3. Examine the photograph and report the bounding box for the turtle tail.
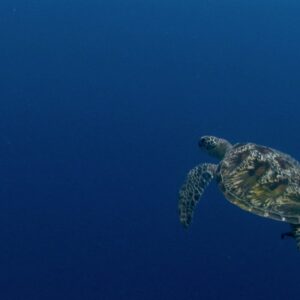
[178,163,217,228]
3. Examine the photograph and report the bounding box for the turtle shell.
[217,143,300,224]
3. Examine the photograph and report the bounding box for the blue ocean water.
[1,0,300,299]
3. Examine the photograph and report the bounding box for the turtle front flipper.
[178,163,217,228]
[281,224,300,251]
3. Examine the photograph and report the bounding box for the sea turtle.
[178,135,300,251]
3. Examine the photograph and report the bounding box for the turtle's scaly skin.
[217,143,300,224]
[179,163,217,228]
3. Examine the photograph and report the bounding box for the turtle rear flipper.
[282,224,300,251]
[178,163,217,228]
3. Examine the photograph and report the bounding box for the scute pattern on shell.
[218,143,300,224]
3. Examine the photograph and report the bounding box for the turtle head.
[199,136,232,159]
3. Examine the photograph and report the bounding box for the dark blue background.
[1,0,300,299]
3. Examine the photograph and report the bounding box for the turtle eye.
[206,142,215,150]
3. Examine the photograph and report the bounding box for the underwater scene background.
[1,0,300,299]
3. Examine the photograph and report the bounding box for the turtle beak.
[198,137,206,148]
